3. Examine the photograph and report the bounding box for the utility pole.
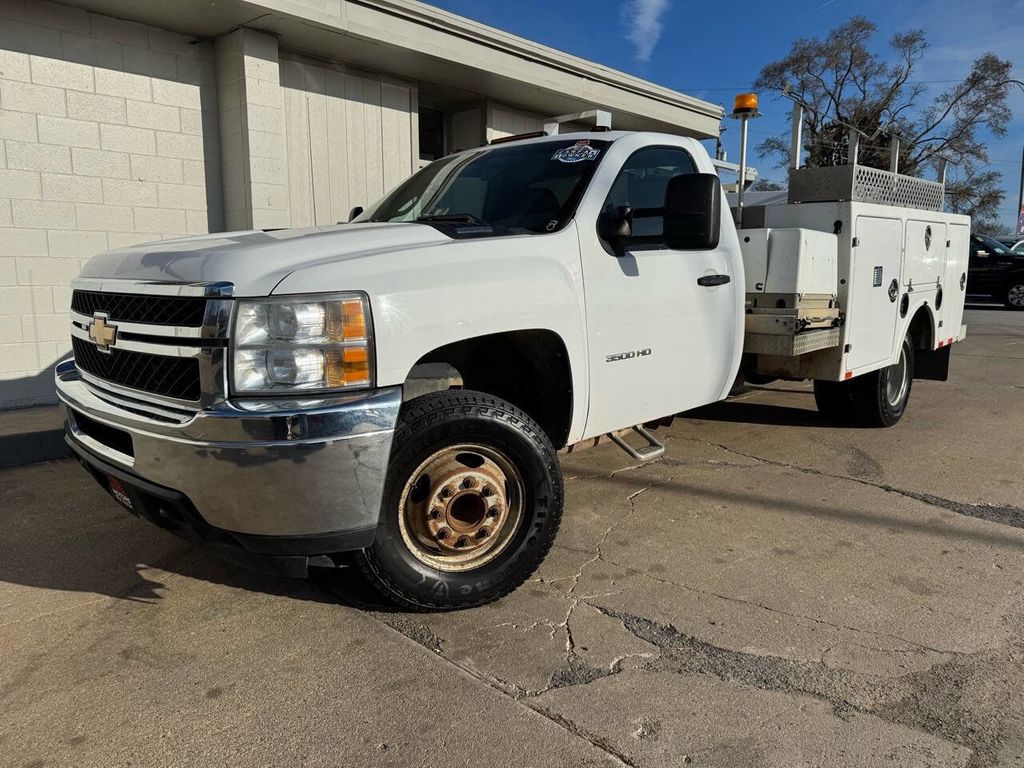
[1018,144,1024,237]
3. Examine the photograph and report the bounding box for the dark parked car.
[968,234,1024,309]
[993,236,1024,253]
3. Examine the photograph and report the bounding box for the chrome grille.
[71,290,206,327]
[69,279,233,408]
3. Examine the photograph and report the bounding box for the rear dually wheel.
[849,333,915,427]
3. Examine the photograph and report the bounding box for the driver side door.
[968,235,1013,295]
[578,145,739,438]
[967,236,997,294]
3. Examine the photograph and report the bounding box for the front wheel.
[849,334,915,427]
[357,390,563,611]
[1003,280,1024,310]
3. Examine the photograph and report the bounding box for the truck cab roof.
[460,130,669,153]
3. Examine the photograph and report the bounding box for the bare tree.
[754,17,1022,225]
[946,170,1005,233]
[750,178,784,192]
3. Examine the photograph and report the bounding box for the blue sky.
[431,0,1024,232]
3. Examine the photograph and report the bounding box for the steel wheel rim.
[1008,285,1024,307]
[886,346,910,407]
[397,443,525,572]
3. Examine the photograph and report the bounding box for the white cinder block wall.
[0,1,558,409]
[279,52,418,228]
[0,0,222,407]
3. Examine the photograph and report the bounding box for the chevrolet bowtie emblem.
[88,314,118,352]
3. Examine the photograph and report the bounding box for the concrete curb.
[0,405,70,468]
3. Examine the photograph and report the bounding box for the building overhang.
[62,0,723,138]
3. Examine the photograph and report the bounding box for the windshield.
[359,139,610,234]
[977,234,1012,255]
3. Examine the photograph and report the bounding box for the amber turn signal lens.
[325,346,370,387]
[341,299,367,340]
[326,298,368,342]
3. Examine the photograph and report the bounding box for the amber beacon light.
[732,92,759,115]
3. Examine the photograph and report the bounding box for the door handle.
[697,274,731,287]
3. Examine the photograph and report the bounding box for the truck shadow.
[585,470,1024,551]
[0,459,396,609]
[5,455,1022,615]
[686,400,851,429]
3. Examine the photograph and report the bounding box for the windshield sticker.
[552,140,601,164]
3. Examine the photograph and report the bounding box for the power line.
[681,78,963,93]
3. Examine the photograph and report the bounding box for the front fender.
[271,225,590,442]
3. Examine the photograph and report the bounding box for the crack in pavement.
[593,555,966,657]
[370,612,445,654]
[365,609,637,767]
[593,606,1017,768]
[332,442,1024,767]
[562,458,654,482]
[562,470,970,658]
[685,438,1024,531]
[343,583,637,764]
[562,457,752,482]
[530,706,643,768]
[358,607,633,765]
[527,485,659,698]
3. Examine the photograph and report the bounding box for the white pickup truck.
[56,130,970,609]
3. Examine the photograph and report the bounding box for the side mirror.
[348,206,364,222]
[664,173,721,251]
[597,206,633,244]
[975,250,989,258]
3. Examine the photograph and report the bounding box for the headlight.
[231,293,373,394]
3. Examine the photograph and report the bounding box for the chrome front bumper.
[55,359,401,544]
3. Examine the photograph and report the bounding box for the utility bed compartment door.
[739,228,838,296]
[847,216,902,372]
[904,219,946,288]
[942,223,970,340]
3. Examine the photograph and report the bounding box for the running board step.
[609,425,665,462]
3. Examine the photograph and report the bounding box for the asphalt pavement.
[2,301,1023,768]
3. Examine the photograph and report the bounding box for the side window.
[604,146,697,240]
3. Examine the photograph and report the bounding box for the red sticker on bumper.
[108,477,134,510]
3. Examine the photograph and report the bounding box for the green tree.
[754,17,1022,228]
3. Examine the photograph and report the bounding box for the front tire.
[1003,280,1024,310]
[357,390,563,611]
[849,334,915,427]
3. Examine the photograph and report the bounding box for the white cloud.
[621,0,670,63]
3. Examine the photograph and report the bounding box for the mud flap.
[914,345,951,381]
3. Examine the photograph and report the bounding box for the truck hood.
[79,223,452,296]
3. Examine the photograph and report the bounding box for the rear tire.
[1003,280,1024,310]
[357,390,563,611]
[813,379,855,422]
[848,334,915,427]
